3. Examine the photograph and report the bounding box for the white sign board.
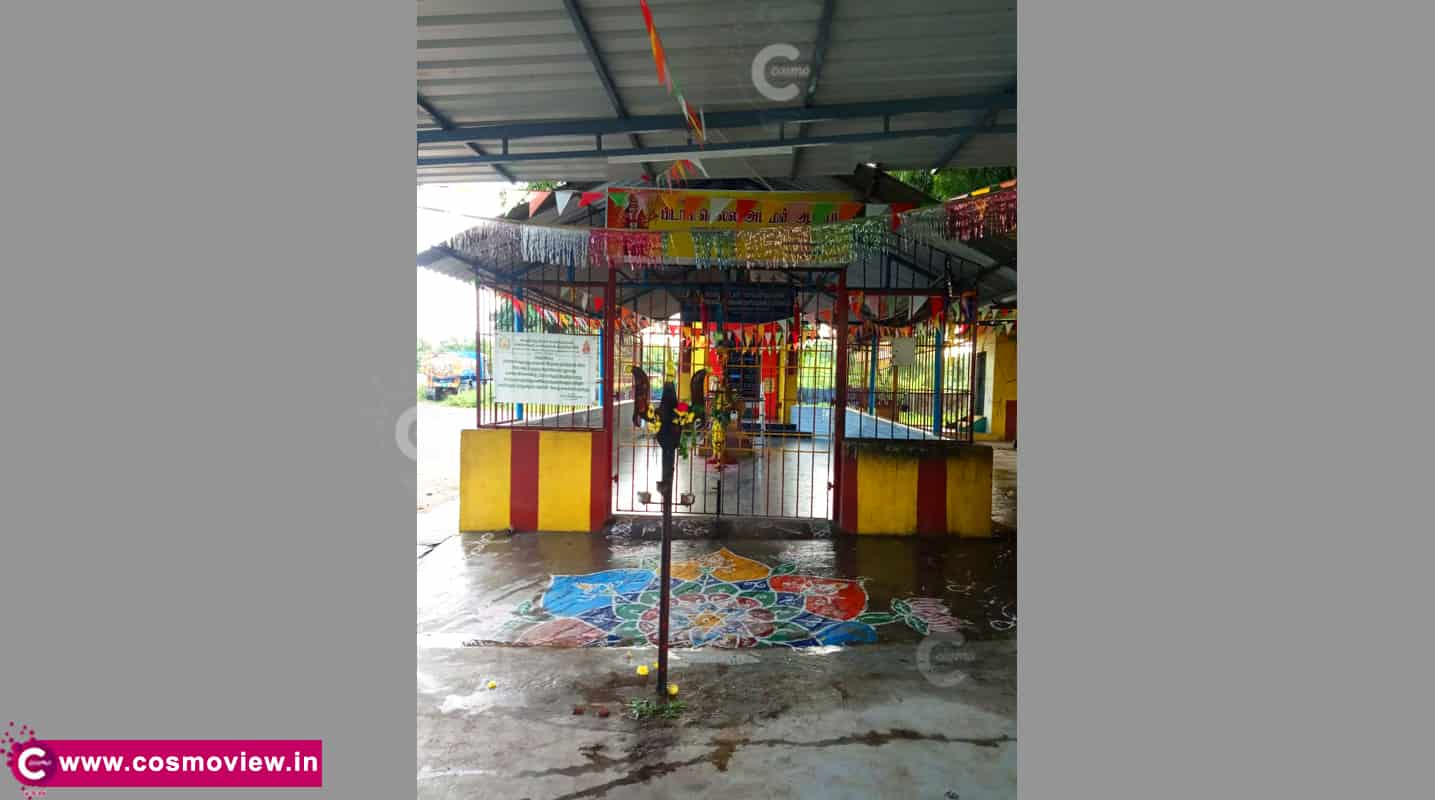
[891,337,917,368]
[492,332,598,406]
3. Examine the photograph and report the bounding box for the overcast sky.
[416,183,514,344]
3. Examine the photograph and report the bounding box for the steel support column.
[867,333,879,413]
[833,270,849,529]
[514,288,524,421]
[602,267,617,524]
[932,316,945,437]
[482,277,487,428]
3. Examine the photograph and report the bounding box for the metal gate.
[614,283,837,519]
[841,294,978,443]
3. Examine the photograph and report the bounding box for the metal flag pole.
[634,373,698,703]
[654,380,679,701]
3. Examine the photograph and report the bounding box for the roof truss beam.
[559,0,654,178]
[417,94,516,183]
[416,93,1017,145]
[418,123,1015,168]
[934,81,1017,169]
[789,0,837,179]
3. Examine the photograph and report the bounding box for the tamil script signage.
[492,332,597,406]
[680,284,795,324]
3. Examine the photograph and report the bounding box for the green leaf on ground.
[626,698,687,721]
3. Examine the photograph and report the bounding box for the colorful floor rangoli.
[506,548,959,648]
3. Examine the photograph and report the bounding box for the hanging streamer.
[434,183,1016,273]
[588,228,664,269]
[519,224,589,267]
[946,189,1018,241]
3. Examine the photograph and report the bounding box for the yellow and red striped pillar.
[838,443,993,537]
[459,429,611,532]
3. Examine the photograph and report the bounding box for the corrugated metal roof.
[417,0,1015,183]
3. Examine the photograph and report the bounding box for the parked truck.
[422,350,481,401]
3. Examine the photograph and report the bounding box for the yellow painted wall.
[459,429,511,531]
[946,448,994,538]
[854,452,919,535]
[847,446,992,537]
[679,332,704,404]
[536,430,593,531]
[975,329,1017,442]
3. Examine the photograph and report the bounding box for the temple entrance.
[614,279,838,519]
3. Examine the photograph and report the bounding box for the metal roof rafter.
[560,0,655,179]
[416,94,1017,145]
[419,123,1016,168]
[417,94,517,183]
[789,0,837,179]
[934,81,1017,169]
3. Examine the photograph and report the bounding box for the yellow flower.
[486,680,497,689]
[637,665,650,677]
[667,683,679,697]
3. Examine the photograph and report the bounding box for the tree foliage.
[491,305,564,333]
[890,166,1016,202]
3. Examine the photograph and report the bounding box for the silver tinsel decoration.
[445,221,520,269]
[520,224,589,268]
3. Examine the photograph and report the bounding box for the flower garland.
[641,401,701,459]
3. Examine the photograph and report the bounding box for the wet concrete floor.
[418,640,1016,799]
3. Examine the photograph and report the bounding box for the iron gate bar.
[613,278,841,521]
[471,286,606,431]
[833,270,849,527]
[602,267,616,522]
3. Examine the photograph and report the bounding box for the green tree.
[498,182,561,214]
[890,166,1016,202]
[437,336,476,353]
[491,305,564,333]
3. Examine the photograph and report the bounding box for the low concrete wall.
[838,439,993,537]
[459,429,610,532]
